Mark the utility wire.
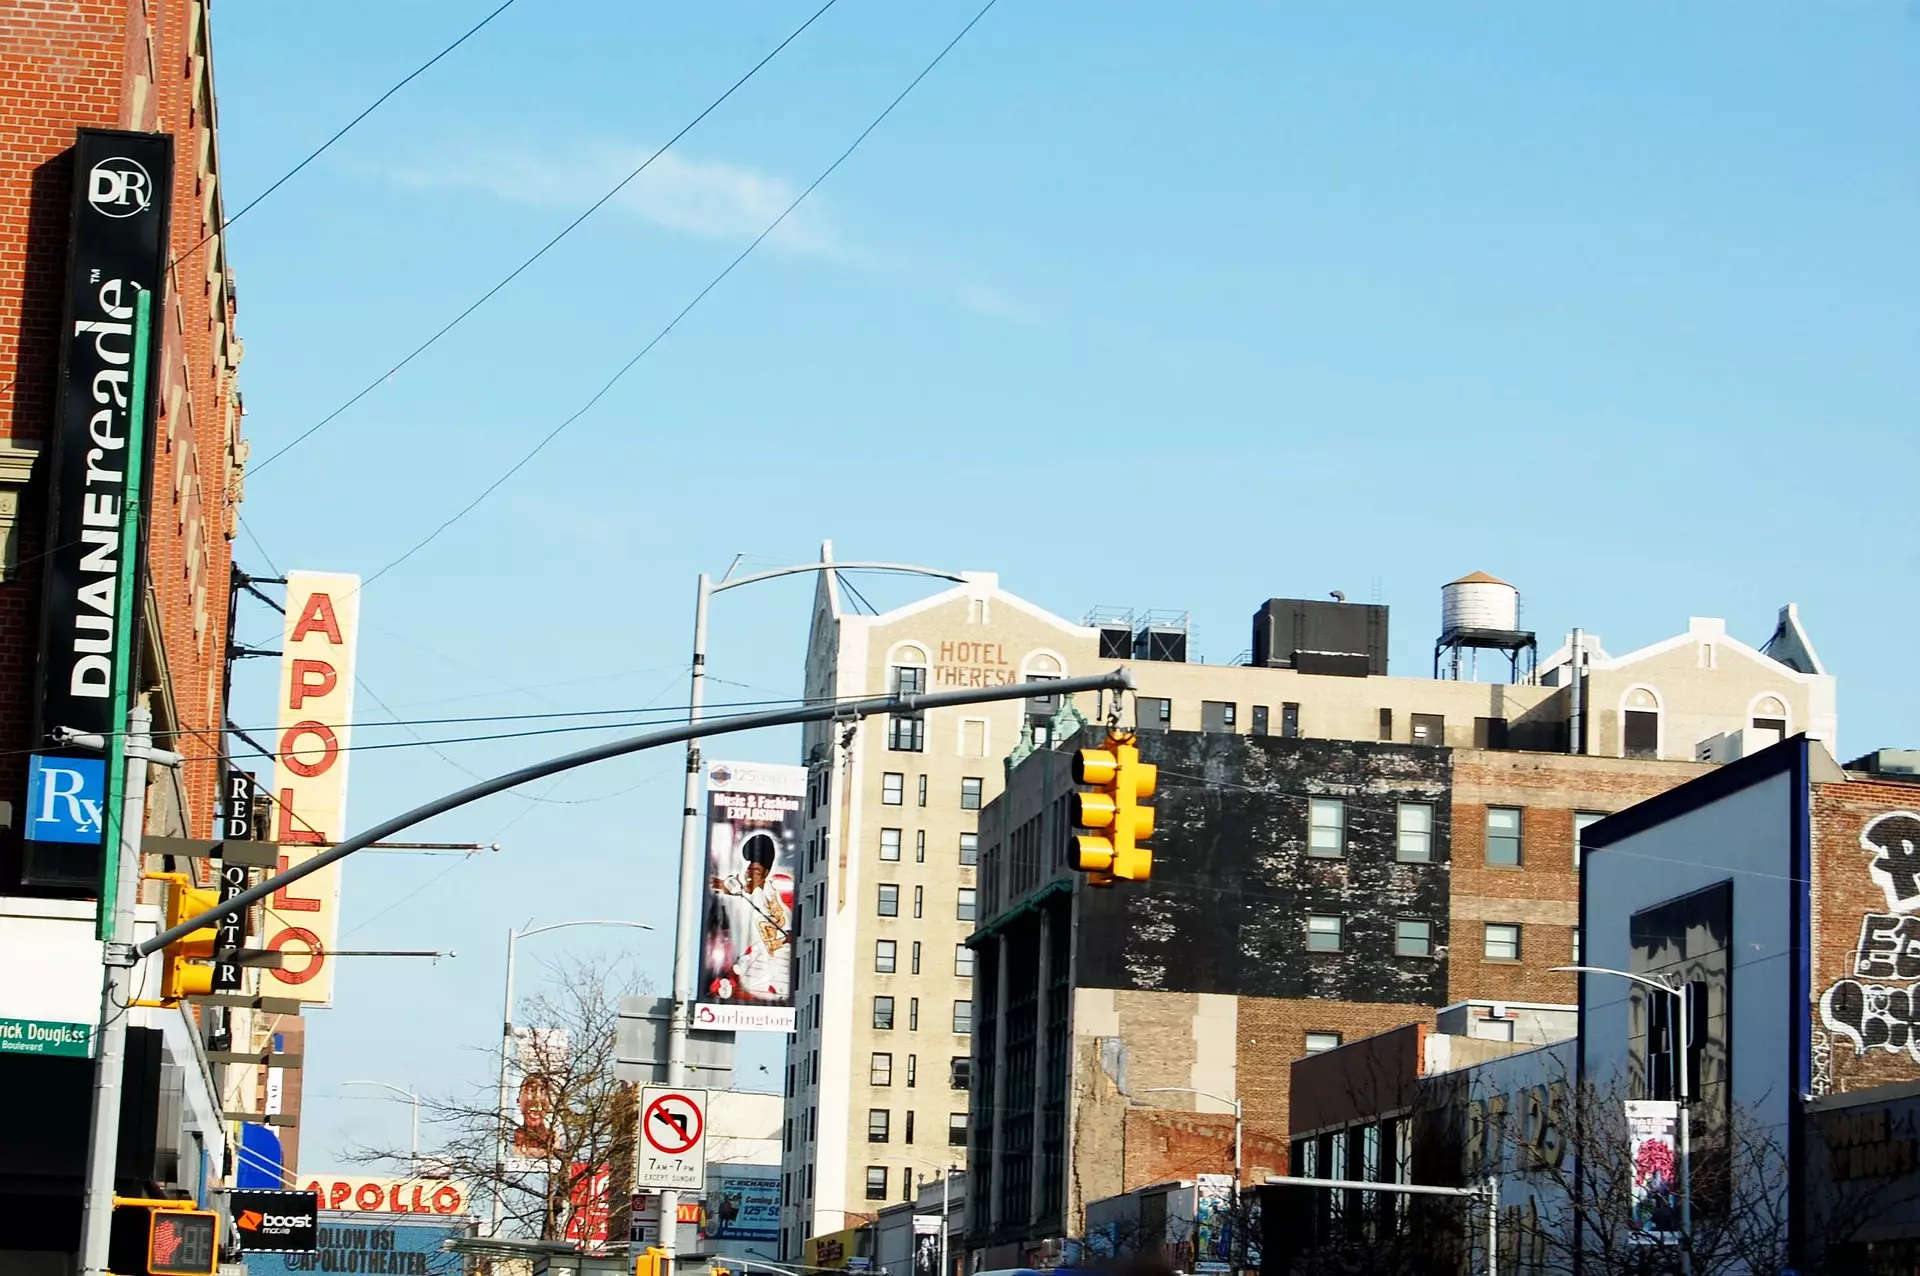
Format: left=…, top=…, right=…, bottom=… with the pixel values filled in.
left=172, top=0, right=522, bottom=270
left=356, top=0, right=1001, bottom=589
left=249, top=0, right=841, bottom=476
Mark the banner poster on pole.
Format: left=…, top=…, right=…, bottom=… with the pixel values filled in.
left=1624, top=1099, right=1682, bottom=1245
left=694, top=760, right=802, bottom=1034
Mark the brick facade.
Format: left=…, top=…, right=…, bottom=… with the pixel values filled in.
left=1448, top=750, right=1713, bottom=1006
left=1811, top=779, right=1920, bottom=1098
left=0, top=0, right=242, bottom=868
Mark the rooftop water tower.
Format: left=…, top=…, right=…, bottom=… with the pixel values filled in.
left=1434, top=571, right=1537, bottom=683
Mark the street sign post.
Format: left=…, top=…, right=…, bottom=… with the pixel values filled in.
left=637, top=1087, right=707, bottom=1191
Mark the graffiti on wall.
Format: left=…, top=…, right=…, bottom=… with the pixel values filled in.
left=1819, top=813, right=1920, bottom=1060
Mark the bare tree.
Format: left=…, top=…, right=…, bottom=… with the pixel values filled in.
left=353, top=953, right=651, bottom=1246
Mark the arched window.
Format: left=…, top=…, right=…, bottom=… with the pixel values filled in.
left=1022, top=651, right=1065, bottom=748
left=1622, top=686, right=1661, bottom=760
left=1750, top=696, right=1788, bottom=747
left=886, top=643, right=930, bottom=753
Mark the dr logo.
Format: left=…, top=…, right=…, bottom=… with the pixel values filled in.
left=86, top=156, right=151, bottom=217
left=26, top=755, right=106, bottom=844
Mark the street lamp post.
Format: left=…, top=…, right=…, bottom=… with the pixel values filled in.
left=1554, top=963, right=1694, bottom=1274
left=1141, top=1087, right=1243, bottom=1265
left=664, top=554, right=966, bottom=1266
left=896, top=1158, right=961, bottom=1276
left=343, top=1080, right=421, bottom=1166
left=496, top=919, right=654, bottom=1236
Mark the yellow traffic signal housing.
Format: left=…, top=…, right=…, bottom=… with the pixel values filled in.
left=1070, top=732, right=1156, bottom=884
left=634, top=1245, right=670, bottom=1276
left=150, top=873, right=220, bottom=1002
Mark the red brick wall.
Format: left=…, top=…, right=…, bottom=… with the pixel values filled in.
left=1121, top=1108, right=1288, bottom=1189
left=1811, top=780, right=1920, bottom=1097
left=1448, top=750, right=1713, bottom=1006
left=1236, top=997, right=1434, bottom=1144
left=0, top=0, right=240, bottom=855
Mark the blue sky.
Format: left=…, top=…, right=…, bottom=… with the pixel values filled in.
left=211, top=1, right=1920, bottom=1165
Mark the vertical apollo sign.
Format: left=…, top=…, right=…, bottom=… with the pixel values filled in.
left=261, top=573, right=359, bottom=1005
left=23, top=131, right=172, bottom=919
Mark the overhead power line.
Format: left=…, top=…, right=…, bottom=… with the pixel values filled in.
left=175, top=0, right=522, bottom=270
left=357, top=0, right=1002, bottom=590
left=249, top=0, right=842, bottom=476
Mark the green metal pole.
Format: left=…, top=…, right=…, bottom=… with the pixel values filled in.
left=96, top=287, right=153, bottom=939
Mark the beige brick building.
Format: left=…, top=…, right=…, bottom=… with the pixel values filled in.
left=778, top=547, right=1835, bottom=1260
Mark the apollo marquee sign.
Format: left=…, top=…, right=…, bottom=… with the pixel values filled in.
left=24, top=128, right=173, bottom=898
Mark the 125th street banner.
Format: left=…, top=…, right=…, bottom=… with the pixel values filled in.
left=695, top=761, right=802, bottom=1032
left=23, top=130, right=173, bottom=917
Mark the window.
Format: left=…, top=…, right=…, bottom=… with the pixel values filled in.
left=880, top=828, right=902, bottom=862
left=1486, top=807, right=1522, bottom=866
left=911, top=941, right=922, bottom=975
left=909, top=998, right=920, bottom=1031
left=868, top=1109, right=890, bottom=1143
left=876, top=939, right=897, bottom=973
left=1623, top=688, right=1660, bottom=759
left=1252, top=705, right=1270, bottom=737
left=882, top=773, right=905, bottom=805
left=916, top=830, right=926, bottom=863
left=1573, top=811, right=1604, bottom=869
left=902, top=1168, right=914, bottom=1200
left=953, top=1001, right=972, bottom=1034
left=961, top=777, right=984, bottom=810
left=913, top=885, right=924, bottom=919
left=878, top=884, right=900, bottom=917
left=1378, top=708, right=1394, bottom=741
left=1395, top=919, right=1432, bottom=958
left=1202, top=701, right=1237, bottom=733
left=1751, top=696, right=1788, bottom=747
left=1305, top=1031, right=1342, bottom=1054
left=1281, top=702, right=1301, bottom=738
left=865, top=1167, right=888, bottom=1200
left=951, top=1056, right=971, bottom=1090
left=949, top=1114, right=969, bottom=1146
left=871, top=1053, right=893, bottom=1086
left=1572, top=927, right=1582, bottom=964
left=1138, top=697, right=1172, bottom=731
left=1410, top=713, right=1444, bottom=746
left=1396, top=803, right=1433, bottom=863
left=889, top=666, right=926, bottom=751
left=959, top=832, right=979, bottom=866
left=874, top=996, right=895, bottom=1029
left=906, top=1054, right=917, bottom=1087
left=1307, top=913, right=1343, bottom=953
left=957, top=888, right=977, bottom=922
left=1308, top=799, right=1346, bottom=857
left=905, top=1111, right=916, bottom=1144
left=956, top=945, right=974, bottom=978
left=1485, top=923, right=1521, bottom=961
left=917, top=775, right=928, bottom=807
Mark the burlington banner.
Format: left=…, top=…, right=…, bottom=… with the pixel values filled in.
left=25, top=128, right=173, bottom=904
left=695, top=760, right=802, bottom=1033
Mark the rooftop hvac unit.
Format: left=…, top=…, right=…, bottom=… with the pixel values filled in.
left=1133, top=625, right=1187, bottom=664
left=1097, top=624, right=1132, bottom=660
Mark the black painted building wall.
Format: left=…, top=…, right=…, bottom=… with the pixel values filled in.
left=1071, top=731, right=1455, bottom=1006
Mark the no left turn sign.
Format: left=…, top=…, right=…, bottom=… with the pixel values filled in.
left=637, top=1087, right=708, bottom=1191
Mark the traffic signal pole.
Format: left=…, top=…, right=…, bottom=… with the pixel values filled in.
left=78, top=700, right=184, bottom=1276
left=107, top=666, right=1133, bottom=1254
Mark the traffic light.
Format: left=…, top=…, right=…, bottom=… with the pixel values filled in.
left=150, top=872, right=220, bottom=1002
left=634, top=1245, right=670, bottom=1276
left=1070, top=730, right=1156, bottom=884
left=109, top=1200, right=219, bottom=1275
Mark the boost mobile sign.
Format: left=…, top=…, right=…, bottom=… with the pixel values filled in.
left=25, top=129, right=173, bottom=906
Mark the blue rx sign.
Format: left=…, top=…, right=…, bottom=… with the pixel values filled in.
left=26, top=755, right=106, bottom=844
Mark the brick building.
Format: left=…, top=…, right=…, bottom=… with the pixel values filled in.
left=0, top=1, right=249, bottom=1268
left=784, top=543, right=1833, bottom=1262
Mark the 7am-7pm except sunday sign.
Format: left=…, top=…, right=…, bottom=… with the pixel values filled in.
left=637, top=1087, right=707, bottom=1191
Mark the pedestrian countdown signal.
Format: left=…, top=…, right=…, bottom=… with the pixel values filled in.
left=1070, top=731, right=1155, bottom=884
